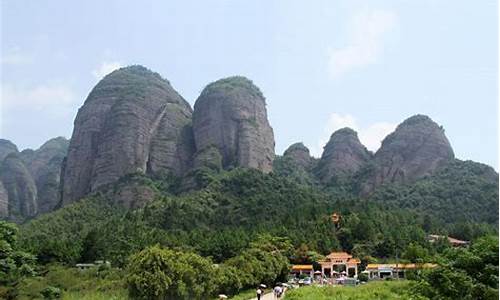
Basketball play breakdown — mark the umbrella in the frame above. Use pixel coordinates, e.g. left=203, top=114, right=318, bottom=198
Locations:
left=332, top=270, right=339, bottom=274
left=259, top=284, right=267, bottom=288
left=314, top=271, right=322, bottom=274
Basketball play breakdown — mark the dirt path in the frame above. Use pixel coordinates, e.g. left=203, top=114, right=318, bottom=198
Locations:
left=249, top=290, right=286, bottom=300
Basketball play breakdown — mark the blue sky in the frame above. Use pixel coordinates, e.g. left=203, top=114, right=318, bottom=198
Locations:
left=1, top=0, right=498, bottom=168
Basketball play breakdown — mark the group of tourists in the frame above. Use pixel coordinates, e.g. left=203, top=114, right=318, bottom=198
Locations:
left=256, top=283, right=285, bottom=300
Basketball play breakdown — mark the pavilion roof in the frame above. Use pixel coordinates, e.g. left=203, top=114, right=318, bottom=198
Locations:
left=347, top=258, right=360, bottom=264
left=291, top=265, right=314, bottom=271
left=326, top=252, right=352, bottom=259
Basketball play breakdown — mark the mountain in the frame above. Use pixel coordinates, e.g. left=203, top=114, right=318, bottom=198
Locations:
left=273, top=143, right=317, bottom=186
left=0, top=139, right=18, bottom=161
left=21, top=137, right=69, bottom=213
left=192, top=76, right=275, bottom=173
left=1, top=65, right=495, bottom=238
left=360, top=115, right=454, bottom=195
left=0, top=153, right=38, bottom=220
left=0, top=181, right=8, bottom=218
left=0, top=138, right=69, bottom=219
left=283, top=142, right=314, bottom=171
left=316, top=128, right=372, bottom=184
left=60, top=65, right=194, bottom=206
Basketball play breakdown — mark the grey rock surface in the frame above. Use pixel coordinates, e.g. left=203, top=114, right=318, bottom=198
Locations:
left=0, top=181, right=8, bottom=218
left=0, top=139, right=18, bottom=162
left=61, top=65, right=193, bottom=205
left=283, top=142, right=314, bottom=170
left=362, top=115, right=454, bottom=194
left=317, top=128, right=372, bottom=183
left=192, top=76, right=275, bottom=173
left=23, top=137, right=69, bottom=213
left=0, top=153, right=37, bottom=219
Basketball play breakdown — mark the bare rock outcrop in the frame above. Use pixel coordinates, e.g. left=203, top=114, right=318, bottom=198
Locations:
left=316, top=128, right=372, bottom=183
left=192, top=76, right=275, bottom=172
left=0, top=139, right=18, bottom=161
left=0, top=181, right=8, bottom=218
left=361, top=114, right=454, bottom=194
left=283, top=142, right=314, bottom=170
left=61, top=65, right=194, bottom=205
left=0, top=153, right=37, bottom=219
left=19, top=137, right=69, bottom=213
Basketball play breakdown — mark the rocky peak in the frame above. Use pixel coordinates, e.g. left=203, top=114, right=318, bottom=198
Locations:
left=283, top=142, right=313, bottom=170
left=361, top=114, right=454, bottom=194
left=0, top=153, right=37, bottom=219
left=61, top=65, right=194, bottom=205
left=22, top=137, right=69, bottom=214
left=0, top=181, right=8, bottom=218
left=316, top=128, right=372, bottom=183
left=26, top=137, right=69, bottom=180
left=192, top=76, right=275, bottom=173
left=0, top=139, right=18, bottom=162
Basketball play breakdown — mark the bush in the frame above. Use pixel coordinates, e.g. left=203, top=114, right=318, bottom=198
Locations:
left=126, top=245, right=217, bottom=300
left=358, top=273, right=368, bottom=282
left=41, top=286, right=61, bottom=299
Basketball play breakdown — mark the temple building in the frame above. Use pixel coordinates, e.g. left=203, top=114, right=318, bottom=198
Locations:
left=427, top=234, right=469, bottom=247
left=290, top=265, right=314, bottom=278
left=365, top=263, right=438, bottom=280
left=318, top=252, right=360, bottom=278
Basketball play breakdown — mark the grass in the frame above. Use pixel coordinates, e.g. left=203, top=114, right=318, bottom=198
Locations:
left=285, top=281, right=414, bottom=300
left=15, top=264, right=129, bottom=300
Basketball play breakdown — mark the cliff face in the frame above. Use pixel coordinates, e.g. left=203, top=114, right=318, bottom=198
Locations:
left=192, top=77, right=275, bottom=173
left=283, top=142, right=314, bottom=170
left=361, top=115, right=454, bottom=194
left=0, top=181, right=8, bottom=218
left=61, top=65, right=194, bottom=205
left=0, top=154, right=37, bottom=219
left=316, top=128, right=372, bottom=183
left=22, top=137, right=69, bottom=213
left=0, top=139, right=18, bottom=161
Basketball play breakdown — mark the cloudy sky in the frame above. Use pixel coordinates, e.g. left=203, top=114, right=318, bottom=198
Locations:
left=1, top=0, right=498, bottom=168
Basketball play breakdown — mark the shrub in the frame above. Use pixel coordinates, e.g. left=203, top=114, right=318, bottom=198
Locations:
left=41, top=286, right=61, bottom=299
left=358, top=273, right=368, bottom=282
left=126, top=245, right=217, bottom=299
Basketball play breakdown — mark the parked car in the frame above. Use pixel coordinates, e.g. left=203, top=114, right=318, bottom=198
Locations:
left=301, top=277, right=312, bottom=286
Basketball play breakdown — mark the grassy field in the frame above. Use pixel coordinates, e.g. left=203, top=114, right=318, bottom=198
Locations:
left=285, top=281, right=414, bottom=300
left=14, top=264, right=129, bottom=300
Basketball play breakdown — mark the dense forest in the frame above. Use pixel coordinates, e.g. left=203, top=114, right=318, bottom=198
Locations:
left=1, top=155, right=497, bottom=299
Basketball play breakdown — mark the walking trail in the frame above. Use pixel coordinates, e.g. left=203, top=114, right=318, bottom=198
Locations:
left=249, top=290, right=286, bottom=300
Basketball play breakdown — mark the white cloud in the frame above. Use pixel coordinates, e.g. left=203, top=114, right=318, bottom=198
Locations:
left=92, top=61, right=123, bottom=80
left=310, top=112, right=397, bottom=157
left=328, top=9, right=397, bottom=78
left=1, top=83, right=77, bottom=112
left=1, top=47, right=34, bottom=65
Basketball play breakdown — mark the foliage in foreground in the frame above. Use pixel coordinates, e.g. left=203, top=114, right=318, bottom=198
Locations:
left=126, top=235, right=290, bottom=299
left=411, top=235, right=499, bottom=300
left=127, top=245, right=217, bottom=299
left=0, top=221, right=37, bottom=299
left=14, top=264, right=127, bottom=300
left=285, top=281, right=415, bottom=300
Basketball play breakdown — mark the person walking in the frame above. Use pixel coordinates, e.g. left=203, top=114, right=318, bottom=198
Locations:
left=256, top=286, right=263, bottom=300
left=273, top=284, right=283, bottom=299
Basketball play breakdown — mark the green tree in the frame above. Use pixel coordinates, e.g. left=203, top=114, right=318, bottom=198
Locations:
left=126, top=245, right=217, bottom=300
left=0, top=221, right=37, bottom=298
